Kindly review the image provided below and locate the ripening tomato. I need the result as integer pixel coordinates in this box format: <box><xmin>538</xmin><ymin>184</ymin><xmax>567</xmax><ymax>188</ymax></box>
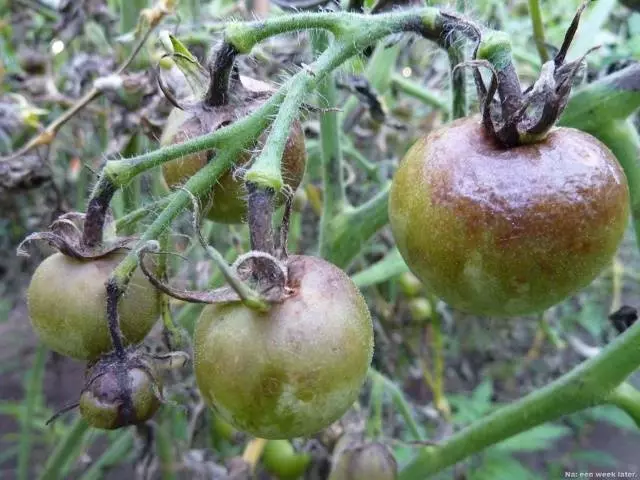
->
<box><xmin>389</xmin><ymin>117</ymin><xmax>629</xmax><ymax>316</ymax></box>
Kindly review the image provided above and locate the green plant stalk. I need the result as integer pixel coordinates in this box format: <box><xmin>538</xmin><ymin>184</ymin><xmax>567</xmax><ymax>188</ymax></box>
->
<box><xmin>368</xmin><ymin>373</ymin><xmax>385</xmax><ymax>438</ymax></box>
<box><xmin>400</xmin><ymin>318</ymin><xmax>640</xmax><ymax>478</ymax></box>
<box><xmin>527</xmin><ymin>0</ymin><xmax>549</xmax><ymax>63</ymax></box>
<box><xmin>38</xmin><ymin>417</ymin><xmax>90</xmax><ymax>480</ymax></box>
<box><xmin>582</xmin><ymin>121</ymin><xmax>640</xmax><ymax>252</ymax></box>
<box><xmin>368</xmin><ymin>369</ymin><xmax>423</xmax><ymax>441</ymax></box>
<box><xmin>322</xmin><ymin>184</ymin><xmax>390</xmax><ymax>268</ymax></box>
<box><xmin>352</xmin><ymin>247</ymin><xmax>408</xmax><ymax>288</ymax></box>
<box><xmin>318</xmin><ymin>71</ymin><xmax>349</xmax><ymax>260</ymax></box>
<box><xmin>606</xmin><ymin>382</ymin><xmax>640</xmax><ymax>428</ymax></box>
<box><xmin>96</xmin><ymin>7</ymin><xmax>501</xmax><ymax>287</ymax></box>
<box><xmin>78</xmin><ymin>430</ymin><xmax>134</xmax><ymax>480</ymax></box>
<box><xmin>224</xmin><ymin>12</ymin><xmax>354</xmax><ymax>52</ymax></box>
<box><xmin>120</xmin><ymin>134</ymin><xmax>143</xmax><ymax>235</ymax></box>
<box><xmin>245</xmin><ymin>75</ymin><xmax>309</xmax><ymax>190</ymax></box>
<box><xmin>109</xmin><ymin>147</ymin><xmax>244</xmax><ymax>288</ymax></box>
<box><xmin>156</xmin><ymin>421</ymin><xmax>177</xmax><ymax>480</ymax></box>
<box><xmin>390</xmin><ymin>74</ymin><xmax>449</xmax><ymax>112</ymax></box>
<box><xmin>429</xmin><ymin>298</ymin><xmax>450</xmax><ymax>418</ymax></box>
<box><xmin>447</xmin><ymin>35</ymin><xmax>467</xmax><ymax>120</ymax></box>
<box><xmin>115</xmin><ymin>195</ymin><xmax>173</xmax><ymax>234</ymax></box>
<box><xmin>17</xmin><ymin>345</ymin><xmax>46</xmax><ymax>480</ymax></box>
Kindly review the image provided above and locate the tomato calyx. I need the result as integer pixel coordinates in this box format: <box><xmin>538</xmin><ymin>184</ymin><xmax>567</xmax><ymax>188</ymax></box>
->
<box><xmin>471</xmin><ymin>2</ymin><xmax>593</xmax><ymax>147</ymax></box>
<box><xmin>17</xmin><ymin>210</ymin><xmax>134</xmax><ymax>260</ymax></box>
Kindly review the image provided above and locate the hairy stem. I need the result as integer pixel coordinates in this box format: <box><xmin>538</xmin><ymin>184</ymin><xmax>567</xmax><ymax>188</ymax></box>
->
<box><xmin>247</xmin><ymin>184</ymin><xmax>276</xmax><ymax>254</ymax></box>
<box><xmin>445</xmin><ymin>32</ymin><xmax>467</xmax><ymax>120</ymax></box>
<box><xmin>204</xmin><ymin>42</ymin><xmax>238</xmax><ymax>107</ymax></box>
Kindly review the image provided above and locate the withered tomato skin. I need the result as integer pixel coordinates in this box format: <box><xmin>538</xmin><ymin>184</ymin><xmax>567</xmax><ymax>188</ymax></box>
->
<box><xmin>193</xmin><ymin>255</ymin><xmax>373</xmax><ymax>439</ymax></box>
<box><xmin>27</xmin><ymin>252</ymin><xmax>161</xmax><ymax>360</ymax></box>
<box><xmin>160</xmin><ymin>78</ymin><xmax>306</xmax><ymax>224</ymax></box>
<box><xmin>389</xmin><ymin>117</ymin><xmax>629</xmax><ymax>317</ymax></box>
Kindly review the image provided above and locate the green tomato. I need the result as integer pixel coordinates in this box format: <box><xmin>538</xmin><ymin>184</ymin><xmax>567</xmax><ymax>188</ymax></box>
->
<box><xmin>193</xmin><ymin>255</ymin><xmax>374</xmax><ymax>439</ymax></box>
<box><xmin>397</xmin><ymin>272</ymin><xmax>423</xmax><ymax>298</ymax></box>
<box><xmin>262</xmin><ymin>440</ymin><xmax>311</xmax><ymax>479</ymax></box>
<box><xmin>408</xmin><ymin>297</ymin><xmax>432</xmax><ymax>324</ymax></box>
<box><xmin>27</xmin><ymin>251</ymin><xmax>161</xmax><ymax>360</ymax></box>
<box><xmin>389</xmin><ymin>117</ymin><xmax>629</xmax><ymax>317</ymax></box>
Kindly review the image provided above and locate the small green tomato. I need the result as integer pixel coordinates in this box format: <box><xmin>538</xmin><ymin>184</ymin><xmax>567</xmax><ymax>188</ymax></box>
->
<box><xmin>262</xmin><ymin>440</ymin><xmax>311</xmax><ymax>479</ymax></box>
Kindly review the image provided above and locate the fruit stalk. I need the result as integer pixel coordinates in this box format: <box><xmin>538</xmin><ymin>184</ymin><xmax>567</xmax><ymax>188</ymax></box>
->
<box><xmin>400</xmin><ymin>317</ymin><xmax>640</xmax><ymax>478</ymax></box>
<box><xmin>204</xmin><ymin>42</ymin><xmax>238</xmax><ymax>107</ymax></box>
<box><xmin>247</xmin><ymin>184</ymin><xmax>276</xmax><ymax>255</ymax></box>
<box><xmin>606</xmin><ymin>382</ymin><xmax>640</xmax><ymax>428</ymax></box>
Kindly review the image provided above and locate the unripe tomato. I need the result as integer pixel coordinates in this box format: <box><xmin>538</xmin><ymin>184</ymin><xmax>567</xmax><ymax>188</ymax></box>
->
<box><xmin>328</xmin><ymin>441</ymin><xmax>397</xmax><ymax>480</ymax></box>
<box><xmin>397</xmin><ymin>272</ymin><xmax>423</xmax><ymax>298</ymax></box>
<box><xmin>408</xmin><ymin>297</ymin><xmax>432</xmax><ymax>323</ymax></box>
<box><xmin>262</xmin><ymin>440</ymin><xmax>311</xmax><ymax>479</ymax></box>
<box><xmin>193</xmin><ymin>255</ymin><xmax>373</xmax><ymax>439</ymax></box>
<box><xmin>160</xmin><ymin>77</ymin><xmax>306</xmax><ymax>224</ymax></box>
<box><xmin>79</xmin><ymin>360</ymin><xmax>161</xmax><ymax>430</ymax></box>
<box><xmin>389</xmin><ymin>117</ymin><xmax>629</xmax><ymax>317</ymax></box>
<box><xmin>27</xmin><ymin>251</ymin><xmax>161</xmax><ymax>360</ymax></box>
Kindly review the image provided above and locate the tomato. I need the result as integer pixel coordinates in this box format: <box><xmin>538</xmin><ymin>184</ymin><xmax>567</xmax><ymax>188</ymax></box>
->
<box><xmin>262</xmin><ymin>440</ymin><xmax>311</xmax><ymax>479</ymax></box>
<box><xmin>397</xmin><ymin>272</ymin><xmax>423</xmax><ymax>298</ymax></box>
<box><xmin>27</xmin><ymin>251</ymin><xmax>161</xmax><ymax>360</ymax></box>
<box><xmin>389</xmin><ymin>117</ymin><xmax>629</xmax><ymax>317</ymax></box>
<box><xmin>160</xmin><ymin>77</ymin><xmax>306</xmax><ymax>224</ymax></box>
<box><xmin>79</xmin><ymin>358</ymin><xmax>161</xmax><ymax>430</ymax></box>
<box><xmin>193</xmin><ymin>255</ymin><xmax>373</xmax><ymax>439</ymax></box>
<box><xmin>328</xmin><ymin>441</ymin><xmax>397</xmax><ymax>480</ymax></box>
<box><xmin>408</xmin><ymin>297</ymin><xmax>432</xmax><ymax>324</ymax></box>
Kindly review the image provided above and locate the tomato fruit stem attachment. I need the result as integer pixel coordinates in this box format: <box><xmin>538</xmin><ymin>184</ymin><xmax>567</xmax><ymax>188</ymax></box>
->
<box><xmin>247</xmin><ymin>183</ymin><xmax>276</xmax><ymax>255</ymax></box>
<box><xmin>106</xmin><ymin>278</ymin><xmax>127</xmax><ymax>359</ymax></box>
<box><xmin>82</xmin><ymin>178</ymin><xmax>117</xmax><ymax>248</ymax></box>
<box><xmin>204</xmin><ymin>42</ymin><xmax>238</xmax><ymax>107</ymax></box>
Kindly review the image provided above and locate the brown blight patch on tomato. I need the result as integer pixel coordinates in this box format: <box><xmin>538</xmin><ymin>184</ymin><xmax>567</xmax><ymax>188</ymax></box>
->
<box><xmin>389</xmin><ymin>116</ymin><xmax>630</xmax><ymax>317</ymax></box>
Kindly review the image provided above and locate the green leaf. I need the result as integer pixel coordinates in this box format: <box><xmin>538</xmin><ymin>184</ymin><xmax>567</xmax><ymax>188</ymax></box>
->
<box><xmin>495</xmin><ymin>424</ymin><xmax>571</xmax><ymax>452</ymax></box>
<box><xmin>587</xmin><ymin>405</ymin><xmax>640</xmax><ymax>432</ymax></box>
<box><xmin>472</xmin><ymin>379</ymin><xmax>493</xmax><ymax>404</ymax></box>
<box><xmin>161</xmin><ymin>33</ymin><xmax>209</xmax><ymax>98</ymax></box>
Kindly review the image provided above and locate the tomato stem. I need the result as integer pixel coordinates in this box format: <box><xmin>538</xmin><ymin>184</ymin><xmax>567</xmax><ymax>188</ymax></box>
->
<box><xmin>247</xmin><ymin>184</ymin><xmax>276</xmax><ymax>255</ymax></box>
<box><xmin>204</xmin><ymin>42</ymin><xmax>238</xmax><ymax>107</ymax></box>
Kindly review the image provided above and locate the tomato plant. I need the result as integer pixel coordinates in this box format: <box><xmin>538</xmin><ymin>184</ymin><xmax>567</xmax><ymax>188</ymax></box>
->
<box><xmin>6</xmin><ymin>0</ymin><xmax>640</xmax><ymax>479</ymax></box>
